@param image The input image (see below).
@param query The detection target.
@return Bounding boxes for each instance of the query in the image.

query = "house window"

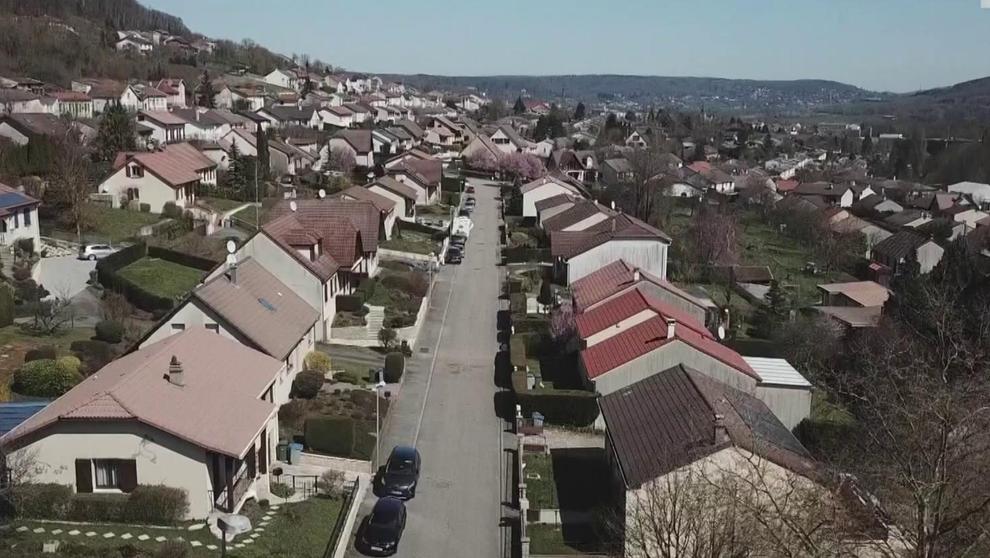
[171,323,185,332]
[22,208,30,226]
[94,459,121,489]
[205,323,219,333]
[10,213,17,229]
[125,165,144,178]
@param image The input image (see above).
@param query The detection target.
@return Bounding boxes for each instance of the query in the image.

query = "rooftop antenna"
[318,188,326,199]
[289,200,298,212]
[225,240,238,283]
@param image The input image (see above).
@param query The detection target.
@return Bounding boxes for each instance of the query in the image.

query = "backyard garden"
[354,261,430,329]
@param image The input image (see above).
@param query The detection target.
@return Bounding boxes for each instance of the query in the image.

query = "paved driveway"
[346,179,508,557]
[36,256,96,299]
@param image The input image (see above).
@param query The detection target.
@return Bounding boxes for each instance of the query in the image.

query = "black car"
[380,445,422,499]
[358,497,406,556]
[458,208,471,217]
[446,247,463,264]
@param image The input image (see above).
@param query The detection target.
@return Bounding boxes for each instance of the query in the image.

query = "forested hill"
[0,0,188,35]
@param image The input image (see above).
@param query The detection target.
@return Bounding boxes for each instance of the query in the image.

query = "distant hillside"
[0,0,292,87]
[377,73,877,112]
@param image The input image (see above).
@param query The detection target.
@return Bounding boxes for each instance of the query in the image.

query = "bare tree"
[50,129,93,242]
[688,205,739,271]
[326,146,356,175]
[626,148,669,223]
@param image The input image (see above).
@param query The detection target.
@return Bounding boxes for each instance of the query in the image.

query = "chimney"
[665,317,676,338]
[167,355,184,387]
[632,269,641,282]
[714,413,727,442]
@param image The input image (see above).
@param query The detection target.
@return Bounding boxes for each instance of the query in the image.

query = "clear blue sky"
[144,0,990,93]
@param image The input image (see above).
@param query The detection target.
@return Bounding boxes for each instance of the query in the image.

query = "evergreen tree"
[572,101,586,121]
[861,135,873,156]
[95,104,136,162]
[513,96,526,115]
[750,280,789,338]
[255,124,270,181]
[301,61,314,97]
[196,69,215,108]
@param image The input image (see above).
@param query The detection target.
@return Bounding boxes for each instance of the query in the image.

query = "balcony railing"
[212,468,253,512]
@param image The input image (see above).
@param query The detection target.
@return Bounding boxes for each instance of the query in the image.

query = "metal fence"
[272,473,320,500]
[322,479,359,558]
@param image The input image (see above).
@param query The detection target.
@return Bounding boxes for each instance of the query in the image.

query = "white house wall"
[0,206,40,249]
[523,183,579,218]
[99,166,180,213]
[755,384,811,431]
[567,240,668,284]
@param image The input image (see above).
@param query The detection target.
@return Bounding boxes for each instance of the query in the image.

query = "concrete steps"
[364,305,385,341]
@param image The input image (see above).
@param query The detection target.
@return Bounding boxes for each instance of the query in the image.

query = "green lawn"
[117,257,205,299]
[528,524,599,555]
[525,453,557,509]
[380,230,439,255]
[43,205,163,244]
[0,496,344,558]
[0,325,96,402]
[415,203,454,217]
[198,197,251,213]
[331,358,375,385]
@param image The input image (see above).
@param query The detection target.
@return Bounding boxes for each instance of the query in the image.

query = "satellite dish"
[717,325,726,340]
[289,201,298,212]
[226,240,236,254]
[318,189,326,199]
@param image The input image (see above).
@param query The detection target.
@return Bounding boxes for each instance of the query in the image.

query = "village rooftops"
[570,259,710,313]
[0,328,282,459]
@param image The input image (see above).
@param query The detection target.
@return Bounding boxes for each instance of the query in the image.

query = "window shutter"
[258,428,268,475]
[119,460,137,493]
[74,459,93,493]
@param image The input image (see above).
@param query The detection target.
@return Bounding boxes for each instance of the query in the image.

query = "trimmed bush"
[56,355,82,374]
[304,351,332,374]
[124,485,189,525]
[139,203,151,213]
[270,483,295,498]
[15,237,34,255]
[161,202,183,219]
[509,293,527,316]
[71,340,115,374]
[12,359,83,397]
[336,294,364,312]
[0,282,14,327]
[291,370,325,399]
[10,483,72,519]
[12,266,31,282]
[67,493,128,523]
[378,327,397,350]
[304,416,353,456]
[24,345,57,363]
[518,331,545,357]
[383,352,405,383]
[94,319,125,343]
[278,399,310,431]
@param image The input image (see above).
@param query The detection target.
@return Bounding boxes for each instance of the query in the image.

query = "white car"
[78,244,116,260]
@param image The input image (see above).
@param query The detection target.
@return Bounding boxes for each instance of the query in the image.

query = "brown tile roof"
[2,113,67,137]
[193,258,319,360]
[542,200,611,232]
[332,129,372,154]
[368,177,417,201]
[262,214,342,281]
[817,281,890,308]
[871,230,928,262]
[599,365,813,488]
[139,110,187,126]
[400,158,442,186]
[1,328,282,458]
[270,199,381,258]
[550,213,671,259]
[534,193,577,213]
[336,186,396,213]
[112,143,215,188]
[49,90,91,102]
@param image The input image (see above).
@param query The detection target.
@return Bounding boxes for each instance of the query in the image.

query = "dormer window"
[126,164,144,178]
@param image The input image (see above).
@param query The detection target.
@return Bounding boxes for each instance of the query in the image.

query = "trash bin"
[275,441,289,462]
[288,443,304,465]
[532,412,545,429]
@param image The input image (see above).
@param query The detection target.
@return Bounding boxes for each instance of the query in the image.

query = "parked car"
[450,235,467,248]
[358,497,407,556]
[78,244,116,260]
[458,208,471,217]
[465,185,475,193]
[464,198,476,209]
[446,246,463,264]
[379,446,422,499]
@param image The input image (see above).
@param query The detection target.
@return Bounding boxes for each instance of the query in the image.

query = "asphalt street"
[346,178,509,558]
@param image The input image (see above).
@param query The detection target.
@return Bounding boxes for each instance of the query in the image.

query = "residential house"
[327,129,374,168]
[624,130,648,148]
[792,182,854,207]
[542,199,615,233]
[71,79,125,114]
[269,139,316,177]
[264,68,297,91]
[122,84,168,112]
[0,113,67,146]
[393,119,425,144]
[141,258,319,401]
[173,108,241,142]
[460,133,503,166]
[551,213,670,284]
[550,149,599,183]
[387,158,442,206]
[316,106,354,130]
[520,175,586,219]
[371,128,401,161]
[853,194,903,215]
[602,158,634,186]
[948,181,990,207]
[0,182,41,250]
[570,260,718,332]
[0,89,58,115]
[870,230,944,276]
[490,124,530,154]
[883,209,931,230]
[136,110,187,146]
[215,85,267,112]
[220,127,261,157]
[814,280,889,330]
[156,79,187,108]
[99,142,216,212]
[342,103,372,126]
[0,328,285,519]
[334,187,397,240]
[255,104,315,129]
[534,194,578,227]
[49,91,93,119]
[366,177,418,221]
[383,148,433,170]
[740,357,813,431]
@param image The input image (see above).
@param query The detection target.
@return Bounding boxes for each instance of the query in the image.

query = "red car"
[465,186,475,193]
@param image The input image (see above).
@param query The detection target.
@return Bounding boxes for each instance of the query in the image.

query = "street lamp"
[218,513,251,558]
[375,370,387,468]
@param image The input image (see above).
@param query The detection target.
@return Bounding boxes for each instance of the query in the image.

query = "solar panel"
[0,401,49,435]
[257,297,277,312]
[0,192,29,207]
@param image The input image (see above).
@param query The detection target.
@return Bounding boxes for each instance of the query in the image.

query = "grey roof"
[742,357,812,388]
[261,105,315,122]
[871,230,928,261]
[600,365,813,489]
[193,258,319,360]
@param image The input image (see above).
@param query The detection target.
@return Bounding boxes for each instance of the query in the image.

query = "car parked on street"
[78,244,116,261]
[446,246,463,264]
[465,185,475,193]
[379,445,422,499]
[358,497,407,556]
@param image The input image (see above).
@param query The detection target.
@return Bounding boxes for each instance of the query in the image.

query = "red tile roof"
[269,199,381,259]
[571,260,706,313]
[576,287,710,341]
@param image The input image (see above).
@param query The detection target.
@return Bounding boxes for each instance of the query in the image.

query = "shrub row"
[336,294,364,312]
[516,390,600,427]
[509,293,527,316]
[12,359,83,397]
[70,339,115,374]
[0,282,14,327]
[9,484,188,525]
[383,352,404,383]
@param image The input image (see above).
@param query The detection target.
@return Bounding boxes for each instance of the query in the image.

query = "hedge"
[509,293,527,316]
[0,282,13,327]
[71,340,115,373]
[9,484,188,525]
[304,416,375,460]
[12,359,83,397]
[336,294,364,312]
[147,245,218,272]
[24,345,57,363]
[509,335,527,369]
[96,243,219,312]
[94,320,124,343]
[512,316,550,334]
[517,390,600,427]
[503,246,551,264]
[383,352,404,383]
[517,331,545,357]
[291,371,325,399]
